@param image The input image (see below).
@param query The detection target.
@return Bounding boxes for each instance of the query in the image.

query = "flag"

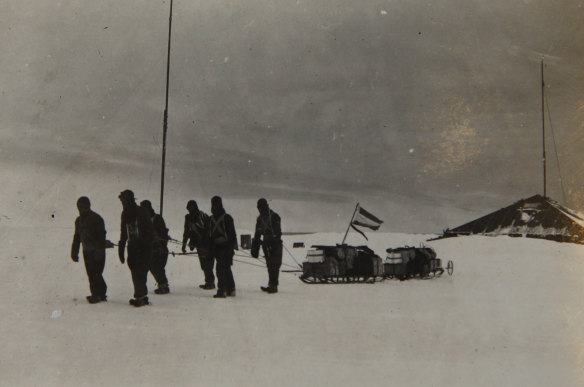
[352,205,383,230]
[350,205,383,241]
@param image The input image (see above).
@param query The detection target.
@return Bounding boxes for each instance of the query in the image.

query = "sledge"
[300,245,384,284]
[297,204,453,284]
[384,246,453,280]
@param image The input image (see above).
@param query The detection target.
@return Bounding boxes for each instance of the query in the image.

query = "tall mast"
[160,0,174,216]
[541,59,547,198]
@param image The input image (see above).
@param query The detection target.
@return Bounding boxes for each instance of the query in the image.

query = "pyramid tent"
[436,195,584,244]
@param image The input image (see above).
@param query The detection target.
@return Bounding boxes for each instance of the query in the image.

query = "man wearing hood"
[71,196,108,304]
[251,198,282,294]
[182,200,215,290]
[140,200,171,295]
[208,196,237,298]
[118,190,154,307]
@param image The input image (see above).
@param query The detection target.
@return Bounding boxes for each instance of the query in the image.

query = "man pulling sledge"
[182,200,215,290]
[70,196,108,304]
[251,198,282,294]
[209,196,237,298]
[118,190,154,307]
[140,200,171,295]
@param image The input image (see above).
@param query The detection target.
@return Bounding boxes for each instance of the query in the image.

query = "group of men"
[70,190,283,307]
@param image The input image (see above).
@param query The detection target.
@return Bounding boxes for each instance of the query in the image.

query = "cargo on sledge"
[384,246,453,280]
[300,245,384,283]
[299,244,453,284]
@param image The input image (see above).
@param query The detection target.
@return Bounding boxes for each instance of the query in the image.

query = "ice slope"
[1,219,584,386]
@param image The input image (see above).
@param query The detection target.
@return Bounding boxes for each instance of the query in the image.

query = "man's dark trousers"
[198,247,215,285]
[83,249,107,298]
[150,246,169,286]
[214,247,234,294]
[128,246,152,298]
[263,241,282,288]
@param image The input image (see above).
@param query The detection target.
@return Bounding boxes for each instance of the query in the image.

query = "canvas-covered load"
[417,247,437,260]
[300,244,383,283]
[385,247,416,263]
[306,249,326,263]
[371,255,384,276]
[384,247,411,278]
[431,258,442,271]
[335,246,357,268]
[302,253,344,277]
[303,247,346,276]
[384,245,445,279]
[384,260,407,277]
[385,251,404,264]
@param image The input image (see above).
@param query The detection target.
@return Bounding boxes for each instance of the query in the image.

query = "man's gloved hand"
[250,239,260,258]
[189,243,195,251]
[71,255,79,263]
[118,242,126,264]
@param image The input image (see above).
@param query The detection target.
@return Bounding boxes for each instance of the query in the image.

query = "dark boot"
[86,295,104,304]
[261,286,278,294]
[227,289,236,297]
[154,283,170,294]
[129,296,149,307]
[199,283,215,290]
[213,292,226,298]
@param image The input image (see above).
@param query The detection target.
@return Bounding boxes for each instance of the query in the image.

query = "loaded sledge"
[299,244,453,284]
[384,245,453,280]
[298,204,453,284]
[300,245,384,284]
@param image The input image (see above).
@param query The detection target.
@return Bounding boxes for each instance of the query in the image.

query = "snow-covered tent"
[436,195,584,244]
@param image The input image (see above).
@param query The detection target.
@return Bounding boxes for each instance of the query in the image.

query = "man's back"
[75,210,106,251]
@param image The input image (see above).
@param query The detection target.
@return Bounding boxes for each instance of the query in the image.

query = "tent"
[435,195,584,244]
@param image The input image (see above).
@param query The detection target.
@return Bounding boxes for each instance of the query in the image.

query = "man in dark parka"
[251,198,282,294]
[208,196,237,298]
[71,196,108,304]
[118,190,154,307]
[182,200,215,289]
[140,200,171,295]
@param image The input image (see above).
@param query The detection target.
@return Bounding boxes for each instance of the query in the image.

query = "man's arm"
[251,217,262,258]
[226,214,238,250]
[272,213,282,239]
[71,218,80,262]
[118,213,127,264]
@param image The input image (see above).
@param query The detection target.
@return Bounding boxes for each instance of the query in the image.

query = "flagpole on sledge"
[341,202,359,245]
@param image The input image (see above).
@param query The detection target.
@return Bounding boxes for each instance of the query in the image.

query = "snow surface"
[2,221,584,386]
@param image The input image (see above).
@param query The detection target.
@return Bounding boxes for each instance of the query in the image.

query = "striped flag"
[350,205,383,240]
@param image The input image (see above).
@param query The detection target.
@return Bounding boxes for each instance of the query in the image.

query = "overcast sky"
[1,0,584,233]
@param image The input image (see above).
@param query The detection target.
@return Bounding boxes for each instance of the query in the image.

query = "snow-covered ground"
[2,219,584,386]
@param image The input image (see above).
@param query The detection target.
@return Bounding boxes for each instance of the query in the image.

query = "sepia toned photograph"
[1,1,584,385]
